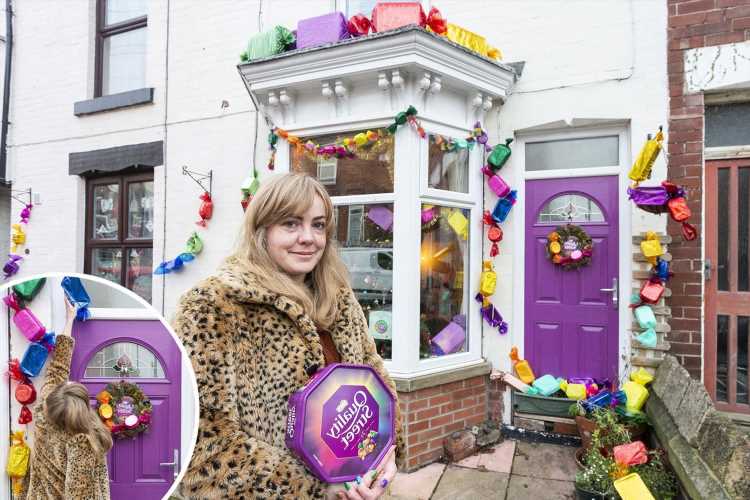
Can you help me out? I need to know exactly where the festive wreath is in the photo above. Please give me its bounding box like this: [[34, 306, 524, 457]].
[[545, 224, 593, 270], [96, 381, 152, 439]]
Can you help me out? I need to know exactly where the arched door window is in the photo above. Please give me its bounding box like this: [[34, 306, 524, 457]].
[[84, 341, 165, 378], [537, 193, 605, 224]]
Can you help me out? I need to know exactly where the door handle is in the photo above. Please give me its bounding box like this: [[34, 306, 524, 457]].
[[159, 448, 179, 480], [600, 278, 618, 309], [704, 258, 712, 281]]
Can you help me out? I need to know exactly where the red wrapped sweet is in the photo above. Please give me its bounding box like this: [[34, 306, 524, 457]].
[[371, 2, 426, 32], [347, 14, 372, 36], [667, 197, 690, 222], [640, 279, 665, 304], [15, 382, 36, 405], [18, 405, 32, 425]]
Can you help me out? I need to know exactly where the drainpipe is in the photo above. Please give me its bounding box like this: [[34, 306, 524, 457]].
[[0, 0, 13, 184]]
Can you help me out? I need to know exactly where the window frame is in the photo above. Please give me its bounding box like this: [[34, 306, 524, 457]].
[[84, 169, 154, 300], [95, 0, 148, 98], [283, 118, 483, 377]]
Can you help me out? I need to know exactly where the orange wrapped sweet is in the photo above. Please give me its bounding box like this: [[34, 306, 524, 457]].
[[549, 241, 561, 254], [96, 390, 112, 405], [548, 231, 560, 241], [553, 254, 563, 264]]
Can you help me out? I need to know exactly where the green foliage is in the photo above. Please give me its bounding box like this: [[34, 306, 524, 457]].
[[631, 450, 679, 500]]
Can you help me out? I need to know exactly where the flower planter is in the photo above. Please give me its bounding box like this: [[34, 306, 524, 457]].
[[513, 391, 575, 418], [575, 415, 648, 450], [574, 484, 611, 500]]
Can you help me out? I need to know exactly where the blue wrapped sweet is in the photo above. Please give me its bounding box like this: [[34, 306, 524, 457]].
[[61, 276, 91, 321]]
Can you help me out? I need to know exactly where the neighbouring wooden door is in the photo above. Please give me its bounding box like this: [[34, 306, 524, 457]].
[[705, 158, 750, 414]]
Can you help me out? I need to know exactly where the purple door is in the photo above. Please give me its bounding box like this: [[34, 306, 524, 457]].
[[70, 320, 181, 500], [524, 176, 619, 381]]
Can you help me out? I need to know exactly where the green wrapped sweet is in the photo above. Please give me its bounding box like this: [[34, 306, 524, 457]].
[[487, 138, 514, 170], [185, 232, 203, 255], [13, 278, 46, 307], [240, 26, 295, 62]]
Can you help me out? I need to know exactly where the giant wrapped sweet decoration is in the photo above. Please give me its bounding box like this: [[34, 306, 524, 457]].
[[491, 190, 517, 224], [6, 431, 30, 496], [371, 2, 426, 32], [61, 277, 92, 322], [431, 314, 466, 355], [639, 279, 665, 304], [196, 192, 213, 227], [20, 333, 56, 378], [12, 278, 45, 308], [633, 305, 656, 329], [3, 255, 22, 280], [286, 363, 395, 483], [297, 12, 350, 50], [628, 128, 663, 185], [3, 293, 45, 342], [240, 25, 295, 62], [639, 231, 663, 266], [445, 23, 500, 59], [482, 167, 510, 198]]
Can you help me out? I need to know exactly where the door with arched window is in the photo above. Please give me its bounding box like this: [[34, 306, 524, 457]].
[[69, 319, 181, 500], [524, 176, 619, 380]]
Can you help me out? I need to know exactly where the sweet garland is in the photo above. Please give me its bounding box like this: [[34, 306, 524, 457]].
[[96, 381, 152, 439], [545, 224, 593, 270]]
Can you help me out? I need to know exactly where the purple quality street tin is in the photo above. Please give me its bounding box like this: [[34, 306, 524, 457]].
[[286, 363, 396, 483]]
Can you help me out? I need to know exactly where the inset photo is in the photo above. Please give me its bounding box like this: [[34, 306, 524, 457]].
[[1, 273, 198, 500]]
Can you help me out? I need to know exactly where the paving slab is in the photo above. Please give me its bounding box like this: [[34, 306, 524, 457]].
[[507, 475, 575, 499], [431, 466, 509, 500], [511, 441, 578, 482], [385, 462, 445, 500], [456, 440, 516, 474]]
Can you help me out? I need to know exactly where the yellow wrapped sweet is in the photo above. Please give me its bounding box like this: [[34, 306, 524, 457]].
[[447, 210, 469, 240], [549, 241, 561, 254], [446, 23, 489, 58], [640, 231, 663, 266], [628, 128, 663, 185], [98, 403, 113, 419], [560, 381, 587, 400], [479, 260, 496, 297], [487, 46, 502, 60], [630, 367, 654, 386], [7, 431, 30, 496], [623, 381, 649, 413], [353, 133, 368, 147], [11, 224, 25, 253]]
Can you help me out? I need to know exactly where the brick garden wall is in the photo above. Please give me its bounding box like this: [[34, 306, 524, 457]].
[[398, 375, 496, 470], [666, 0, 750, 379]]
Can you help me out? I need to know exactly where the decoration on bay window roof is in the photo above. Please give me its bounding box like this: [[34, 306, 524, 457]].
[[239, 4, 499, 63]]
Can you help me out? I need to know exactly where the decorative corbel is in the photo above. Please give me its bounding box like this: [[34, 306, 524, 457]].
[[468, 91, 494, 124]]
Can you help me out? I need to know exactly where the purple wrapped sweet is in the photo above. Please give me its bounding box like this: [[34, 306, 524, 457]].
[[286, 363, 396, 483], [431, 314, 466, 355], [627, 186, 669, 207], [297, 12, 350, 50]]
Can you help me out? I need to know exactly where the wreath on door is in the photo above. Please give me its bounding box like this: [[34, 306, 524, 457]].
[[96, 380, 152, 439], [545, 224, 593, 270]]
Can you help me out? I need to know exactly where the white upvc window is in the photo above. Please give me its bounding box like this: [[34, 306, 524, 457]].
[[287, 119, 482, 377]]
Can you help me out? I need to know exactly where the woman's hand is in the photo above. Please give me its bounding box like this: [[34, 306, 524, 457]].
[[325, 445, 397, 500], [58, 297, 77, 337]]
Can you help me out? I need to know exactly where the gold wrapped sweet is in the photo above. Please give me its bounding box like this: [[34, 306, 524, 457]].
[[548, 231, 560, 241], [628, 129, 663, 185], [640, 231, 664, 266], [479, 260, 497, 297], [549, 241, 561, 254], [96, 390, 112, 404], [98, 403, 113, 419], [445, 23, 501, 60], [447, 210, 469, 240]]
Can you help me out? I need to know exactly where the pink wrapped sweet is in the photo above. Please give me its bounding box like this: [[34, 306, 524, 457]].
[[3, 293, 45, 342], [371, 2, 426, 32], [296, 12, 350, 50], [482, 167, 510, 198], [286, 363, 396, 483]]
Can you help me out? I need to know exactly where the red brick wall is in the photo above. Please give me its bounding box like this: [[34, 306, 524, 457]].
[[667, 0, 750, 380], [398, 375, 494, 470]]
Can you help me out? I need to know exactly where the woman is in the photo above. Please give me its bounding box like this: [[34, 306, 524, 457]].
[[174, 173, 403, 499], [25, 298, 112, 499]]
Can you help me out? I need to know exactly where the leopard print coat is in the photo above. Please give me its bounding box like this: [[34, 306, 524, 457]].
[[24, 335, 111, 500], [174, 257, 404, 499]]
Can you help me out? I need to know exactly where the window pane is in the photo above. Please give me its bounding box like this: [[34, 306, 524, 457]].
[[738, 316, 748, 405], [420, 205, 470, 359], [128, 181, 153, 239], [336, 204, 393, 360], [428, 135, 469, 193], [291, 129, 394, 196], [103, 27, 146, 95], [127, 248, 152, 303], [706, 103, 750, 148], [717, 315, 729, 402], [537, 194, 604, 224], [739, 168, 749, 292], [91, 248, 122, 285], [83, 280, 145, 308], [718, 168, 730, 291], [93, 183, 119, 240], [85, 341, 164, 378], [105, 0, 147, 25], [525, 136, 619, 171]]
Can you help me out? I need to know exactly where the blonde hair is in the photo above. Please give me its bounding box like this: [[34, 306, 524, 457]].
[[234, 173, 350, 328], [45, 382, 113, 457]]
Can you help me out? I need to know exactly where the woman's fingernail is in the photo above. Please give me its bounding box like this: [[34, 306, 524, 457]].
[[370, 470, 378, 480], [355, 475, 363, 484], [380, 478, 389, 488], [344, 482, 351, 491]]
